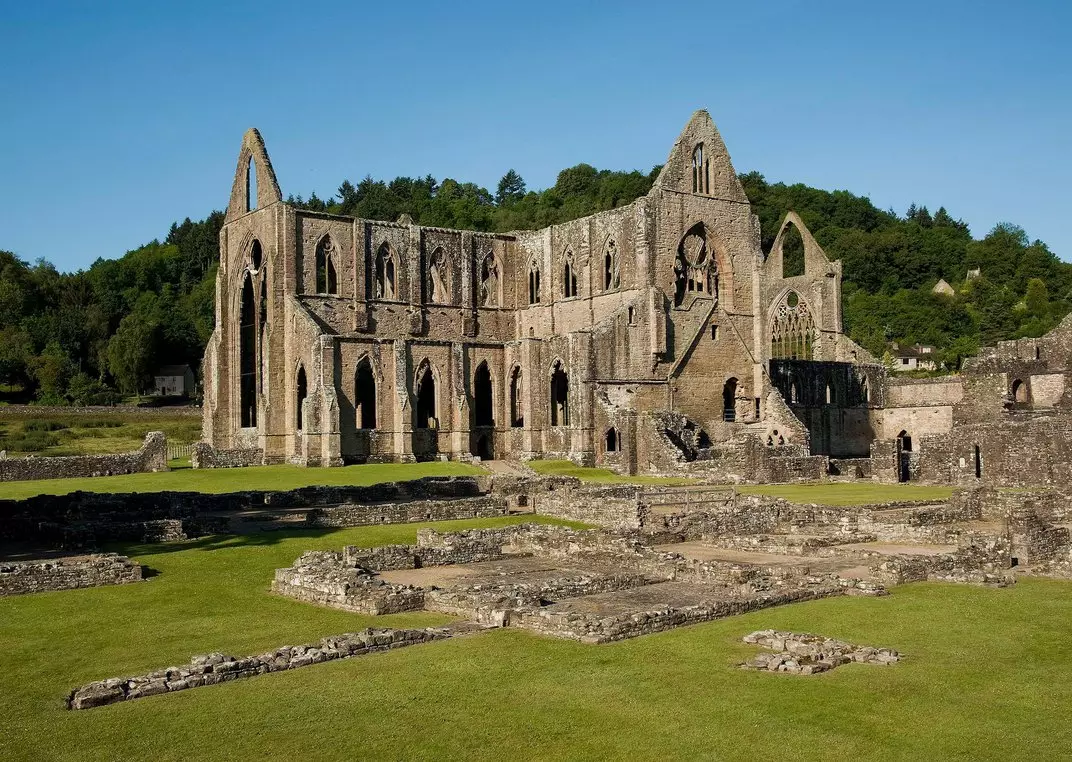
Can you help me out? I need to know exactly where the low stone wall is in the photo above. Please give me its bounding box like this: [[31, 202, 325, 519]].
[[527, 484, 642, 529], [271, 551, 424, 614], [513, 583, 847, 644], [0, 553, 142, 596], [0, 432, 168, 483], [869, 535, 1012, 586], [68, 626, 460, 710], [0, 475, 488, 550], [191, 443, 263, 469], [306, 496, 508, 528]]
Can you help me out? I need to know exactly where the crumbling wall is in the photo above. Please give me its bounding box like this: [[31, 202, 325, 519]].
[[0, 432, 168, 482], [0, 553, 142, 596], [191, 443, 263, 468]]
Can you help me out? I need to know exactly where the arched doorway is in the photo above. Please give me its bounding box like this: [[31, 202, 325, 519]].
[[416, 364, 437, 430], [509, 366, 523, 428], [723, 378, 738, 422], [897, 429, 912, 482], [605, 428, 620, 452], [355, 358, 376, 429], [550, 361, 569, 426], [474, 362, 493, 427], [239, 273, 257, 428]]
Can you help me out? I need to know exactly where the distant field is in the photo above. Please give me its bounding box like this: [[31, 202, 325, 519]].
[[1, 518, 1069, 760], [0, 409, 200, 457], [0, 461, 486, 500]]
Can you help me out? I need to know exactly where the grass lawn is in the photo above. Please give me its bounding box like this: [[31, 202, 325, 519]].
[[737, 482, 955, 506], [0, 461, 487, 500], [1, 518, 1070, 760], [0, 410, 200, 457], [528, 459, 697, 486]]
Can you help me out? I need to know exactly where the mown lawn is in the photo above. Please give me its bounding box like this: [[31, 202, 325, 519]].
[[1, 518, 1069, 760], [0, 461, 487, 500], [737, 482, 955, 505], [528, 459, 697, 486], [0, 411, 200, 457]]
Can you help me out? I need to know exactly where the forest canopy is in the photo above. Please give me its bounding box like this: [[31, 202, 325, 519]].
[[0, 162, 1067, 404]]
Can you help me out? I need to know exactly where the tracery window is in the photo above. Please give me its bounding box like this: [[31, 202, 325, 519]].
[[562, 248, 578, 298], [692, 144, 709, 194], [673, 224, 717, 306], [770, 291, 815, 360], [528, 258, 541, 304], [315, 235, 338, 295]]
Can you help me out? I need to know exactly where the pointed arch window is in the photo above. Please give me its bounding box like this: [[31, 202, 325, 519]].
[[770, 290, 815, 360], [674, 223, 718, 306], [427, 246, 451, 304], [528, 258, 541, 304], [604, 239, 620, 291], [605, 427, 620, 452], [247, 156, 258, 212], [509, 366, 523, 427], [239, 273, 257, 427], [550, 361, 569, 426], [315, 235, 339, 295], [295, 364, 308, 432], [480, 252, 499, 307], [692, 144, 709, 194], [375, 242, 396, 300], [562, 248, 578, 298], [474, 361, 493, 427]]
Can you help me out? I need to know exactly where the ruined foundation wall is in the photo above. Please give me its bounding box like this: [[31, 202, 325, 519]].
[[0, 553, 143, 596], [0, 432, 168, 483]]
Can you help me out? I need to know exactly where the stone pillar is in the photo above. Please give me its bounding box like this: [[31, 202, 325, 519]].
[[392, 341, 415, 462]]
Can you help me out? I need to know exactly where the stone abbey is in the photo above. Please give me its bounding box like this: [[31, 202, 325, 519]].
[[201, 110, 1072, 488]]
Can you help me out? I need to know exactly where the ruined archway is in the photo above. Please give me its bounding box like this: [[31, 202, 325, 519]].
[[723, 378, 738, 422], [674, 223, 718, 306], [770, 290, 815, 360], [295, 364, 308, 432], [550, 361, 569, 427], [355, 357, 377, 429], [239, 273, 257, 428], [509, 366, 524, 428], [415, 362, 437, 430], [474, 361, 493, 427]]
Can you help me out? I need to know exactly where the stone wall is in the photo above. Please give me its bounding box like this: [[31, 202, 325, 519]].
[[68, 626, 459, 710], [191, 443, 263, 468], [306, 496, 508, 528], [0, 553, 142, 596], [0, 432, 168, 483]]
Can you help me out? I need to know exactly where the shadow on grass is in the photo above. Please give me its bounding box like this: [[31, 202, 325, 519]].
[[107, 527, 343, 557]]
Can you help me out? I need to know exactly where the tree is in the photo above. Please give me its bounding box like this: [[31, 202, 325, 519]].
[[496, 170, 526, 206]]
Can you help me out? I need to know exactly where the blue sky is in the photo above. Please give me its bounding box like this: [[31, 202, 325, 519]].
[[1, 0, 1069, 272]]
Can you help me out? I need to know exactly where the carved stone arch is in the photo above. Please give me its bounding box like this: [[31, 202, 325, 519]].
[[226, 128, 283, 222], [766, 212, 833, 278], [673, 222, 730, 308]]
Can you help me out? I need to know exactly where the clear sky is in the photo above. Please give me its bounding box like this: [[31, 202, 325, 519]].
[[1, 0, 1069, 272]]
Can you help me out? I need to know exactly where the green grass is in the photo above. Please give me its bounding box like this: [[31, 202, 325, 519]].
[[737, 482, 955, 506], [1, 519, 1069, 760], [529, 459, 697, 486], [0, 461, 487, 500], [0, 411, 200, 457]]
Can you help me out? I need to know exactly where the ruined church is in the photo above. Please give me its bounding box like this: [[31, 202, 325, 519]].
[[200, 110, 1072, 488]]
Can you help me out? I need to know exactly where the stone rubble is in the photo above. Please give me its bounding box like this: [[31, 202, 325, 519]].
[[740, 630, 901, 674]]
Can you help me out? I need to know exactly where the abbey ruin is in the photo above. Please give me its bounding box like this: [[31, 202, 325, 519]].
[[200, 111, 1072, 489]]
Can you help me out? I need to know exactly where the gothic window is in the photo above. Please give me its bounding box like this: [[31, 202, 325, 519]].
[[375, 242, 396, 300], [604, 239, 620, 290], [474, 361, 493, 427], [550, 361, 569, 426], [415, 362, 437, 429], [428, 246, 450, 304], [250, 239, 263, 271], [480, 252, 499, 307], [770, 291, 815, 360], [239, 273, 257, 428], [247, 156, 258, 212], [605, 427, 620, 452], [355, 357, 377, 429], [528, 258, 541, 304], [692, 144, 709, 194], [563, 248, 578, 298], [509, 366, 523, 427], [674, 223, 717, 306], [315, 235, 339, 295], [295, 364, 308, 432]]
